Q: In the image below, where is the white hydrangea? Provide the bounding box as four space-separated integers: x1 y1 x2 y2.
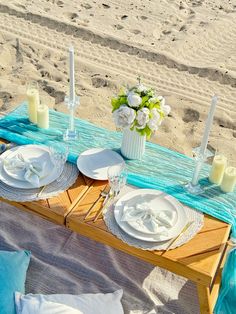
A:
158 96 171 116
113 105 136 128
136 84 148 94
148 97 159 104
127 92 142 108
147 108 162 131
157 96 165 107
162 104 171 116
136 108 150 129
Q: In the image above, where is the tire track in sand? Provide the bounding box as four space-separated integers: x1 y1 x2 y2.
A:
0 4 235 121
0 3 236 89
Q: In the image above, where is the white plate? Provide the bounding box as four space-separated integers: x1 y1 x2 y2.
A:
0 145 59 189
114 189 187 242
3 145 53 181
124 191 179 235
77 148 124 180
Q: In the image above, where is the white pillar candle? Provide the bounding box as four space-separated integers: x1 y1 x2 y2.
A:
37 104 49 129
209 155 227 185
220 167 236 193
27 87 39 124
69 46 75 103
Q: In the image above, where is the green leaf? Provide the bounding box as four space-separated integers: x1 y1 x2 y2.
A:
111 97 121 112
146 90 154 97
111 96 129 112
147 102 155 110
139 95 149 109
135 125 152 139
119 96 128 105
142 95 149 105
155 99 161 106
159 111 165 119
118 87 127 96
130 125 135 131
136 128 145 136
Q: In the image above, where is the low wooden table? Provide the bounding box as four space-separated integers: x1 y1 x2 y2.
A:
0 141 231 314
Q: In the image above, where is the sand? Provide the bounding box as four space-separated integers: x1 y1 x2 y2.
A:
0 0 235 160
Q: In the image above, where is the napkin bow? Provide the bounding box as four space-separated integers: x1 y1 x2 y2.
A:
4 153 47 187
121 202 176 233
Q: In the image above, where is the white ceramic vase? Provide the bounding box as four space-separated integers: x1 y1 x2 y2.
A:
121 127 146 160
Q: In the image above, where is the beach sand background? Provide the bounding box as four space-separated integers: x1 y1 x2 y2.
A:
0 2 235 313
0 0 235 159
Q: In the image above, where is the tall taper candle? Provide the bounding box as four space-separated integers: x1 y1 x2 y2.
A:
191 95 218 186
69 46 75 103
199 95 218 156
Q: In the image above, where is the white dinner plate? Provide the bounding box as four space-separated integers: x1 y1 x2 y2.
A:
0 145 60 189
114 189 187 242
77 148 124 180
3 145 53 181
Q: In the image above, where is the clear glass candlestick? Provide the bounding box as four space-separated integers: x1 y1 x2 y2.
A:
184 147 214 195
63 95 80 141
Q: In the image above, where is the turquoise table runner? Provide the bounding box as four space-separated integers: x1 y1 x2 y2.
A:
0 103 235 313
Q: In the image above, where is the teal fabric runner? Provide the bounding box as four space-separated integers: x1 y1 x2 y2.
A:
0 103 235 313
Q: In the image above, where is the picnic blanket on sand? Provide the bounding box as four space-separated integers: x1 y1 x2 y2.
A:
0 202 199 314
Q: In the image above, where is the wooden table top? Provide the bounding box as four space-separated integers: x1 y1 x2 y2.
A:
66 179 231 287
0 139 231 290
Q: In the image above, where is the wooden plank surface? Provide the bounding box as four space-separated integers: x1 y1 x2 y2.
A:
0 138 93 223
0 174 92 224
46 175 91 218
66 184 231 286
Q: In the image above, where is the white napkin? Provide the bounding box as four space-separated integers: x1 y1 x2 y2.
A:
121 202 176 233
4 153 47 187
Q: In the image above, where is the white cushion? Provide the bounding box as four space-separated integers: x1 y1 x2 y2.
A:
16 298 83 314
15 290 124 314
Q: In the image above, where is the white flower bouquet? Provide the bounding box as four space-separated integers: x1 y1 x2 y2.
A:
112 83 171 138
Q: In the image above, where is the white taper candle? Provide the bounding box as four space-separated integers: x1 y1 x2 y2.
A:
199 95 218 156
191 95 218 186
69 46 75 103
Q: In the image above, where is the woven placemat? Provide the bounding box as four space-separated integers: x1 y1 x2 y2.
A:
0 163 79 202
104 186 204 251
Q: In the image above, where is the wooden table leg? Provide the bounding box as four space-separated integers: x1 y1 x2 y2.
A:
197 241 228 314
197 284 212 314
197 284 213 314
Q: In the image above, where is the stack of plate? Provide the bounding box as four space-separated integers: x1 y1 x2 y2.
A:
0 145 59 189
113 189 188 243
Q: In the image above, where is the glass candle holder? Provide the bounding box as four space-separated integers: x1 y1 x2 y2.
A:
184 146 214 195
63 95 80 141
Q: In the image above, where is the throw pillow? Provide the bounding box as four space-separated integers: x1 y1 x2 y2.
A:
0 250 31 314
16 298 83 314
15 289 124 314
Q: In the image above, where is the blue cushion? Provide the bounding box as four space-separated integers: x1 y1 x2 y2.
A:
0 250 31 314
